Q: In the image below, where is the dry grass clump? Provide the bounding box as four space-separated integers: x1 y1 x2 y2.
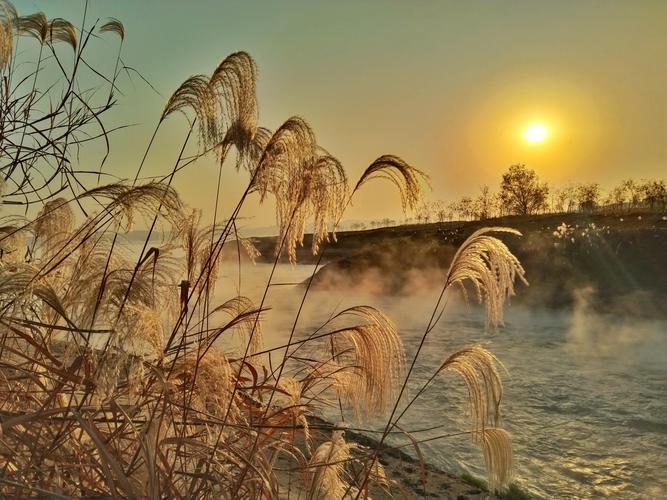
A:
0 2 526 496
0 2 125 208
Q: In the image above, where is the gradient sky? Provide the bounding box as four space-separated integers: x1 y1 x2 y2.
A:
13 0 667 228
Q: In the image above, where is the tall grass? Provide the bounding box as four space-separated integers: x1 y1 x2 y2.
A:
0 3 526 497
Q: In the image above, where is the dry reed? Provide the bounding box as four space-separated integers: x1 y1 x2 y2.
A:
0 3 525 496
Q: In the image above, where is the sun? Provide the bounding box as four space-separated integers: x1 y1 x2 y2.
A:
524 123 548 143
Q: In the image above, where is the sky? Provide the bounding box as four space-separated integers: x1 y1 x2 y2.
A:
12 0 667 229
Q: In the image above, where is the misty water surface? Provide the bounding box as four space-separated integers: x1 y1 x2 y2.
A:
214 261 667 499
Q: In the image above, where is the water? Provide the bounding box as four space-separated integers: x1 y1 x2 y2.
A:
384 309 667 499
217 262 667 498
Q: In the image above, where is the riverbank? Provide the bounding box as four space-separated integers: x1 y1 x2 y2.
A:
239 210 667 312
274 416 530 499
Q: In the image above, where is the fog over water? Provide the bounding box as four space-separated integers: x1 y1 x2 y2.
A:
214 261 667 499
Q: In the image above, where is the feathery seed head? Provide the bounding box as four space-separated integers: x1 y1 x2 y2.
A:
306 429 355 500
210 52 259 162
439 345 504 432
446 227 527 329
34 198 74 258
48 18 77 49
254 117 348 263
329 305 405 420
17 12 47 43
474 428 513 491
354 155 428 213
99 17 124 40
0 0 17 69
162 75 218 145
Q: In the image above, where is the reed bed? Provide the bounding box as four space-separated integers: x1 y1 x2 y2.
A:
0 3 525 497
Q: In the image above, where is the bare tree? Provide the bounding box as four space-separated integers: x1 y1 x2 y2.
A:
475 185 495 220
606 184 627 206
415 201 434 224
639 179 666 210
453 196 475 220
575 183 600 212
621 179 642 207
431 200 450 223
499 164 549 215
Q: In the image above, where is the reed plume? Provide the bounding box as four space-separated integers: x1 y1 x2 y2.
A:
306 429 356 500
33 198 75 259
0 220 27 264
99 17 125 40
48 18 77 49
353 154 428 212
0 1 16 70
252 116 316 198
439 345 504 433
0 0 15 69
210 51 259 166
176 209 238 297
475 427 513 491
84 182 183 231
329 306 405 420
118 303 165 358
17 12 47 43
214 295 264 354
446 227 528 328
172 348 236 418
34 198 74 242
277 377 312 451
253 117 348 263
238 235 261 264
0 262 69 321
161 75 218 144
